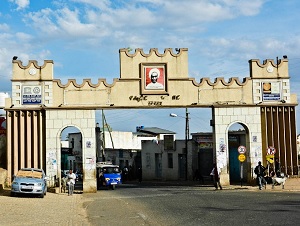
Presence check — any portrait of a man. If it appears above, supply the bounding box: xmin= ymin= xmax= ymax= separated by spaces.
xmin=145 ymin=67 xmax=164 ymax=90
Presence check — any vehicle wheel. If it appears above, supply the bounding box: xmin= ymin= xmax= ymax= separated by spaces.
xmin=40 ymin=193 xmax=44 ymax=198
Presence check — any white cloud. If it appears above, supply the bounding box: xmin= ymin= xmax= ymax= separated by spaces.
xmin=9 ymin=0 xmax=30 ymax=10
xmin=71 ymin=0 xmax=111 ymax=9
xmin=0 ymin=23 xmax=9 ymax=32
xmin=21 ymin=0 xmax=267 ymax=46
xmin=235 ymin=0 xmax=265 ymax=16
xmin=25 ymin=8 xmax=60 ymax=37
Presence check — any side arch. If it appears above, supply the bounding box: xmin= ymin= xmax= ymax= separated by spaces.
xmin=212 ymin=106 xmax=262 ymax=186
xmin=226 ymin=121 xmax=251 ymax=184
xmin=46 ymin=109 xmax=97 ymax=193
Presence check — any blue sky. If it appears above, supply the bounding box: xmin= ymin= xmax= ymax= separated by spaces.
xmin=1 ymin=0 xmax=300 ymax=139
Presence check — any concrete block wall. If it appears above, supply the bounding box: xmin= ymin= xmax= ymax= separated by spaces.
xmin=46 ymin=109 xmax=97 ymax=193
xmin=213 ymin=106 xmax=262 ymax=185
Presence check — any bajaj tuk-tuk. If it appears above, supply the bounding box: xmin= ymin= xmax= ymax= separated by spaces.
xmin=96 ymin=162 xmax=122 ymax=190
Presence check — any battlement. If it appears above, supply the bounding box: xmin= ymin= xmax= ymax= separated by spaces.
xmin=249 ymin=57 xmax=289 ymax=79
xmin=191 ymin=77 xmax=251 ymax=87
xmin=119 ymin=48 xmax=188 ymax=79
xmin=53 ymin=78 xmax=118 ymax=88
xmin=119 ymin=48 xmax=188 ymax=57
xmin=12 ymin=60 xmax=54 ymax=81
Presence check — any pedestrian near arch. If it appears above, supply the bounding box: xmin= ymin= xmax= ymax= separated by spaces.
xmin=210 ymin=163 xmax=222 ymax=190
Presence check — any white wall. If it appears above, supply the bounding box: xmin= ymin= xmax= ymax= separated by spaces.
xmin=213 ymin=106 xmax=262 ymax=185
xmin=141 ymin=139 xmax=191 ymax=180
xmin=103 ymin=131 xmax=155 ymax=149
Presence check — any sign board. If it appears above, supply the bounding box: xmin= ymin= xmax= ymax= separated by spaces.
xmin=262 ymin=82 xmax=281 ymax=101
xmin=238 ymin=145 xmax=246 ymax=154
xmin=238 ymin=154 xmax=246 ymax=162
xmin=22 ymin=85 xmax=42 ymax=105
xmin=266 ymin=154 xmax=275 ymax=163
xmin=267 ymin=146 xmax=276 ymax=155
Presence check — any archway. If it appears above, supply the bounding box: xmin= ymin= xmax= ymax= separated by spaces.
xmin=60 ymin=126 xmax=83 ymax=192
xmin=228 ymin=122 xmax=249 ymax=184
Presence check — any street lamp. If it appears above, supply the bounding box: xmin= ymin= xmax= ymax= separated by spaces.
xmin=170 ymin=108 xmax=190 ymax=180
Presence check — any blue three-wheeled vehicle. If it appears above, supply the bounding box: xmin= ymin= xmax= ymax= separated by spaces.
xmin=96 ymin=162 xmax=122 ymax=190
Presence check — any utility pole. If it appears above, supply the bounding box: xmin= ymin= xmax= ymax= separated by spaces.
xmin=185 ymin=108 xmax=190 ymax=180
xmin=102 ymin=109 xmax=106 ymax=162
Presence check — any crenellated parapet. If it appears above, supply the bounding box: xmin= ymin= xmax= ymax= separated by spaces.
xmin=119 ymin=48 xmax=188 ymax=79
xmin=249 ymin=57 xmax=292 ymax=104
xmin=5 ymin=50 xmax=297 ymax=110
xmin=53 ymin=78 xmax=119 ymax=88
xmin=249 ymin=58 xmax=289 ymax=79
xmin=12 ymin=60 xmax=54 ymax=81
xmin=120 ymin=48 xmax=187 ymax=57
xmin=190 ymin=77 xmax=251 ymax=87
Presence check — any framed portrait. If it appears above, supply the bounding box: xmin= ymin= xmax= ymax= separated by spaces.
xmin=140 ymin=63 xmax=168 ymax=95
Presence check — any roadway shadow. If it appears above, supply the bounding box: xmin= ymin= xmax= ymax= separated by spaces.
xmin=0 ymin=188 xmax=11 ymax=197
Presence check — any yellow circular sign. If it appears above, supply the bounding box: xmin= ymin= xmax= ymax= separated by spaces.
xmin=266 ymin=154 xmax=274 ymax=163
xmin=238 ymin=154 xmax=246 ymax=162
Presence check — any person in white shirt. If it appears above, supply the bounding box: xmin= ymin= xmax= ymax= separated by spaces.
xmin=210 ymin=163 xmax=222 ymax=190
xmin=67 ymin=169 xmax=76 ymax=196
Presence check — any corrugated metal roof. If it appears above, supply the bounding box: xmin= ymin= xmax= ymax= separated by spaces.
xmin=138 ymin=127 xmax=176 ymax=135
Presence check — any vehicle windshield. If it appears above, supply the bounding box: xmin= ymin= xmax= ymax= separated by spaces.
xmin=17 ymin=169 xmax=43 ymax=179
xmin=102 ymin=167 xmax=120 ymax=174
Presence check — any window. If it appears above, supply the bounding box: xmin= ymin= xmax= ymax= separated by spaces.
xmin=164 ymin=135 xmax=174 ymax=150
xmin=168 ymin=153 xmax=173 ymax=168
xmin=119 ymin=150 xmax=123 ymax=158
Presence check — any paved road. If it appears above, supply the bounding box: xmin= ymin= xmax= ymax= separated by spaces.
xmin=84 ymin=182 xmax=300 ymax=226
xmin=1 ymin=178 xmax=300 ymax=226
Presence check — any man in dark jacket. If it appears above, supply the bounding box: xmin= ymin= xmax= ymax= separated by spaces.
xmin=254 ymin=161 xmax=266 ymax=190
xmin=275 ymin=158 xmax=281 ymax=177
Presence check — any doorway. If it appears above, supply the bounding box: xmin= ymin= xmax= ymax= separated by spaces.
xmin=228 ymin=123 xmax=248 ymax=184
xmin=155 ymin=153 xmax=162 ymax=178
xmin=61 ymin=126 xmax=83 ymax=192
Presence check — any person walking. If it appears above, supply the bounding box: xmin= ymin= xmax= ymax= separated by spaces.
xmin=67 ymin=169 xmax=76 ymax=196
xmin=254 ymin=161 xmax=266 ymax=190
xmin=210 ymin=163 xmax=222 ymax=190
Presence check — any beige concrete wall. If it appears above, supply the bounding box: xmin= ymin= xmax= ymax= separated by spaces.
xmin=6 ymin=50 xmax=295 ymax=111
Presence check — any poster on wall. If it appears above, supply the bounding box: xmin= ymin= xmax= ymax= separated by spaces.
xmin=22 ymin=85 xmax=42 ymax=104
xmin=194 ymin=135 xmax=213 ymax=149
xmin=141 ymin=63 xmax=168 ymax=95
xmin=262 ymin=82 xmax=281 ymax=101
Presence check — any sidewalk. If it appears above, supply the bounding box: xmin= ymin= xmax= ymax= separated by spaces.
xmin=0 ymin=188 xmax=90 ymax=226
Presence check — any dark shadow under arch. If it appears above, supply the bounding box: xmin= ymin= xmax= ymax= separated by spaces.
xmin=228 ymin=122 xmax=250 ymax=184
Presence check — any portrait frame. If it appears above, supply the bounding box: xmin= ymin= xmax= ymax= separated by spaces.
xmin=140 ymin=63 xmax=168 ymax=95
